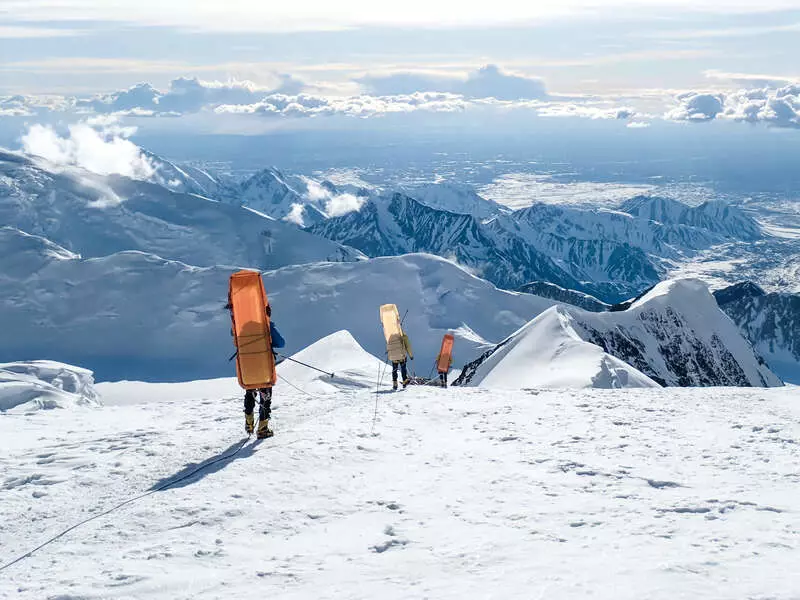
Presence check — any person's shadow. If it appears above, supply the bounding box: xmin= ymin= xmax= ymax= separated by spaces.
xmin=149 ymin=437 xmax=265 ymax=491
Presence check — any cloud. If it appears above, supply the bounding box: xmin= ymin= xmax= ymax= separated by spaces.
xmin=704 ymin=69 xmax=798 ymax=89
xmin=215 ymin=91 xmax=469 ymax=118
xmin=359 ymin=64 xmax=548 ymax=100
xmin=536 ymin=102 xmax=635 ymax=120
xmin=20 ymin=119 xmax=158 ymax=182
xmin=665 ymin=92 xmax=725 ymax=122
xmin=325 ymin=193 xmax=366 ymax=216
xmin=667 ymin=85 xmax=800 ymax=128
xmin=75 ymin=76 xmax=308 ymax=116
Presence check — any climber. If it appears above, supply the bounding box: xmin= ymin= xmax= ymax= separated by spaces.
xmin=387 ymin=330 xmax=413 ymax=390
xmin=243 ymin=304 xmax=285 ymax=438
xmin=436 ymin=351 xmax=453 ymax=388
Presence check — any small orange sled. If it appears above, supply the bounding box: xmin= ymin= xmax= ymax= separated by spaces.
xmin=437 ymin=333 xmax=454 ymax=374
xmin=228 ymin=270 xmax=276 ymax=390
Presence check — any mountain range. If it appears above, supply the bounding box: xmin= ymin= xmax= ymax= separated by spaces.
xmin=0 ymin=145 xmax=793 ymax=386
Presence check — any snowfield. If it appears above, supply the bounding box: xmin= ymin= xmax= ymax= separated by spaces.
xmin=1 ymin=339 xmax=798 ymax=599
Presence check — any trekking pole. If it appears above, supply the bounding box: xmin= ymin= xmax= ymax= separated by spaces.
xmin=275 ymin=353 xmax=335 ymax=378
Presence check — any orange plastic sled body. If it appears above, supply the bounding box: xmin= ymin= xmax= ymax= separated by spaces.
xmin=228 ymin=270 xmax=276 ymax=390
xmin=437 ymin=333 xmax=454 ymax=373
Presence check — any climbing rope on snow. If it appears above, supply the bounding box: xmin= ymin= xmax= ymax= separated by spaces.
xmin=0 ymin=434 xmax=253 ymax=574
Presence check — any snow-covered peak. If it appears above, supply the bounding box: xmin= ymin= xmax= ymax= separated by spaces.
xmin=229 ymin=167 xmax=366 ymax=226
xmin=405 ymin=183 xmax=505 ymax=218
xmin=456 ymin=306 xmax=660 ymax=389
xmin=456 ymin=278 xmax=782 ymax=389
xmin=278 ymin=330 xmax=384 ymax=393
xmin=580 ymin=278 xmax=781 ymax=387
xmin=621 ymin=195 xmax=761 ymax=240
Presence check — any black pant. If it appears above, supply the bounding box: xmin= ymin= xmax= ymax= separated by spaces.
xmin=392 ymin=360 xmax=408 ymax=382
xmin=244 ymin=388 xmax=272 ymax=421
xmin=439 ymin=372 xmax=448 ymax=386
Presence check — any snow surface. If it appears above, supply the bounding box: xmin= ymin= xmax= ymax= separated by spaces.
xmin=1 ymin=375 xmax=798 ymax=598
xmin=463 ymin=307 xmax=660 ymax=389
xmin=0 ymin=360 xmax=99 ymax=411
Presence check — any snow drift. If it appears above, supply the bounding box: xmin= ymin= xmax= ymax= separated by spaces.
xmin=456 ymin=279 xmax=782 ymax=388
xmin=0 ymin=360 xmax=100 ymax=411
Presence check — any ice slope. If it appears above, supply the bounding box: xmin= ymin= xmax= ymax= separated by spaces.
xmin=0 ymin=234 xmax=556 ymax=381
xmin=1 ymin=380 xmax=798 ymax=599
xmin=456 ymin=279 xmax=782 ymax=388
xmin=0 ymin=150 xmax=362 ymax=269
xmin=457 ymin=307 xmax=660 ymax=389
xmin=0 ymin=360 xmax=100 ymax=411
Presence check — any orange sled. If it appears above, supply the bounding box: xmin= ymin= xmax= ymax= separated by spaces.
xmin=437 ymin=333 xmax=454 ymax=374
xmin=228 ymin=270 xmax=276 ymax=390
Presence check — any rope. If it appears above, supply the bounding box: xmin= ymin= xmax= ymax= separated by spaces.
xmin=0 ymin=434 xmax=252 ymax=573
xmin=279 ymin=374 xmax=314 ymax=397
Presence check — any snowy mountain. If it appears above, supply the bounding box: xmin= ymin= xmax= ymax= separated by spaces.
xmin=456 ymin=279 xmax=782 ymax=388
xmin=403 ymin=182 xmax=506 ymax=218
xmin=307 ymin=192 xmax=617 ymax=296
xmin=0 ymin=236 xmax=556 ymax=381
xmin=0 ymin=150 xmax=362 ymax=269
xmin=0 ymin=360 xmax=100 ymax=411
xmin=141 ymin=149 xmax=220 ymax=197
xmin=222 ymin=167 xmax=369 ymax=226
xmin=621 ymin=195 xmax=762 ymax=241
xmin=454 ymin=306 xmax=660 ymax=389
xmin=714 ymin=282 xmax=800 ymax=384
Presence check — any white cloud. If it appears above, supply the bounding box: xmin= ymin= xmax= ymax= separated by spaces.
xmin=704 ymin=69 xmax=799 ymax=89
xmin=20 ymin=120 xmax=157 ymax=181
xmin=665 ymin=92 xmax=725 ymax=122
xmin=667 ymin=85 xmax=800 ymax=128
xmin=214 ymin=91 xmax=469 ymax=118
xmin=536 ymin=103 xmax=635 ymax=120
xmin=75 ymin=76 xmax=307 ymax=116
xmin=326 ymin=193 xmax=366 ymax=217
